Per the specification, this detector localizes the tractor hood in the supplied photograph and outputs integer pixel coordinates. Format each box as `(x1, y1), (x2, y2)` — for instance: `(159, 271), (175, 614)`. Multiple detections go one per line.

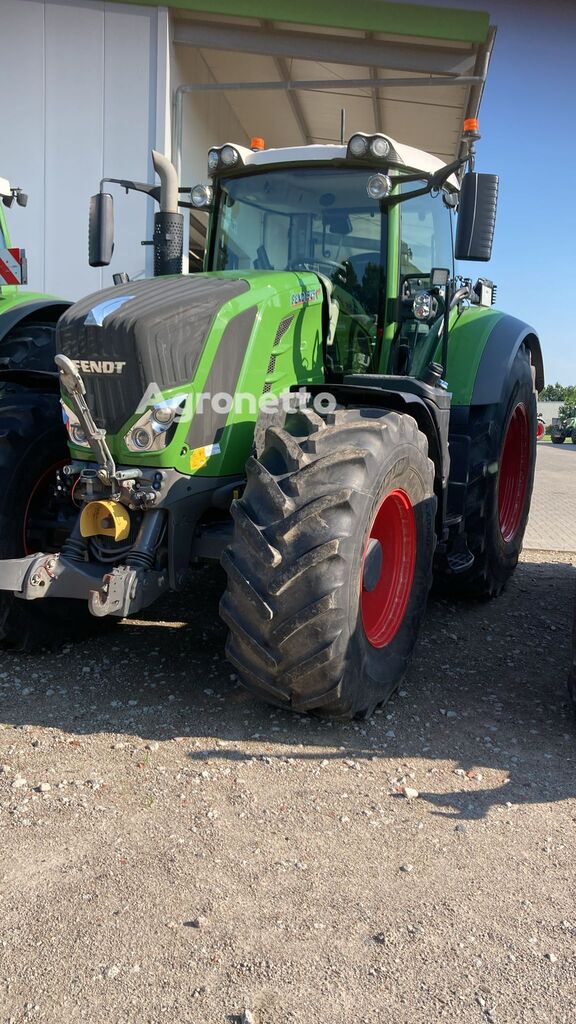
(56, 271), (326, 477)
(57, 275), (251, 434)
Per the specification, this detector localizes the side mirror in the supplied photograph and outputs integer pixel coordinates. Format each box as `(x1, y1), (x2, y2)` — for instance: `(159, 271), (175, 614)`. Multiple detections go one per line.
(455, 172), (499, 262)
(89, 192), (114, 267)
(16, 191), (28, 208)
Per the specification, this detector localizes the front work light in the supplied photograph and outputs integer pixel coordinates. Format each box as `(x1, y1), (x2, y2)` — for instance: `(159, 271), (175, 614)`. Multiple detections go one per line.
(220, 145), (239, 167)
(207, 145), (243, 175)
(370, 137), (390, 158)
(348, 134), (369, 157)
(413, 292), (438, 322)
(191, 184), (213, 208)
(347, 133), (393, 163)
(366, 173), (392, 200)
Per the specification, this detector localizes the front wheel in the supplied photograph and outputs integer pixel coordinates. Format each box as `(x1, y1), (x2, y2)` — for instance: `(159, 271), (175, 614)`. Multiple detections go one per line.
(221, 407), (436, 718)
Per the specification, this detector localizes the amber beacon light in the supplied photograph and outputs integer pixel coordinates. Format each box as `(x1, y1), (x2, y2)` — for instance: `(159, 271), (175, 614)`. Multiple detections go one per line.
(463, 118), (480, 135)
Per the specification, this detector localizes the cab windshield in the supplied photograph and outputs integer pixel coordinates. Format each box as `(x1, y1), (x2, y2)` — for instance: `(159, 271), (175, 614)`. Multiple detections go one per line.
(212, 167), (388, 373)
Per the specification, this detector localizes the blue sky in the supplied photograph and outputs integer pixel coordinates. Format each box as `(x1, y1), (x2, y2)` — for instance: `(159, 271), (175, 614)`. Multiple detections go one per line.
(415, 0), (576, 384)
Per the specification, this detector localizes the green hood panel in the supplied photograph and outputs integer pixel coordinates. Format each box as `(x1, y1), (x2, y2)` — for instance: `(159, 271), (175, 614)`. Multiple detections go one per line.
(63, 270), (325, 476)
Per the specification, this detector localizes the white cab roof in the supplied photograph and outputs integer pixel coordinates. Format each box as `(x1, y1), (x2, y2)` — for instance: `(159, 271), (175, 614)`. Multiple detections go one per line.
(230, 139), (451, 179)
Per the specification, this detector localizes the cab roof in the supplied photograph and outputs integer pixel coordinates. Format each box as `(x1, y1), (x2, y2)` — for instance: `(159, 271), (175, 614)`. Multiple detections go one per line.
(219, 138), (453, 182)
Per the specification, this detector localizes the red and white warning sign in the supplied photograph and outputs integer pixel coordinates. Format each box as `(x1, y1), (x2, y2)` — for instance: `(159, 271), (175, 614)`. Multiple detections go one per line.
(0, 248), (27, 286)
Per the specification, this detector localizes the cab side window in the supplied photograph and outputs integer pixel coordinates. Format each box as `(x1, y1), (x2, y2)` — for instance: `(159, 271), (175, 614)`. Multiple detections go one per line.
(400, 189), (454, 277)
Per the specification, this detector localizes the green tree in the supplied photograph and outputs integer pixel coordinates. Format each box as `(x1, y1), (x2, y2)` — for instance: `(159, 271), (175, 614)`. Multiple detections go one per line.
(557, 386), (576, 419)
(541, 382), (570, 400)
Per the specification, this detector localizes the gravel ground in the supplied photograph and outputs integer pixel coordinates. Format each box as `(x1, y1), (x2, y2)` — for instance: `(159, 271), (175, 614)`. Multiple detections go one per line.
(1, 550), (575, 1024)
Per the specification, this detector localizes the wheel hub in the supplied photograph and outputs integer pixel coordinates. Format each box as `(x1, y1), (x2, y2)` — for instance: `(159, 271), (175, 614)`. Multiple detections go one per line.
(498, 402), (530, 543)
(360, 489), (416, 648)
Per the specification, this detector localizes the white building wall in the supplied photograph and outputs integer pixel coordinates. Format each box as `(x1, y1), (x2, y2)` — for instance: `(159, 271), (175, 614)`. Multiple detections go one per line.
(0, 0), (169, 300)
(537, 401), (562, 425)
(171, 42), (249, 189)
(170, 41), (250, 272)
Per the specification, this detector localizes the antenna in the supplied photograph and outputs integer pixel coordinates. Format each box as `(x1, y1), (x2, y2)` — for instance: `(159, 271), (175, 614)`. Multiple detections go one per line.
(340, 108), (346, 145)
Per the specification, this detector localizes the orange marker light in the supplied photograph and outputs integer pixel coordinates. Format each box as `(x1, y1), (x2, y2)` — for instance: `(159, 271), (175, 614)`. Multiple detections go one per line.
(250, 137), (265, 151)
(463, 118), (479, 134)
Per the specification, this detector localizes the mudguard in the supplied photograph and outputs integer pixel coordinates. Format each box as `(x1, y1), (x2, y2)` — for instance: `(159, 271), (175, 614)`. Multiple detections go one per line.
(471, 314), (544, 404)
(446, 308), (544, 406)
(0, 298), (70, 344)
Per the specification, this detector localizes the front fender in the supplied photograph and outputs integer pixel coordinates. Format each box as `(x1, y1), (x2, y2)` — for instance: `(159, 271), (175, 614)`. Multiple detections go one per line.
(0, 295), (71, 344)
(446, 307), (544, 405)
(471, 315), (544, 404)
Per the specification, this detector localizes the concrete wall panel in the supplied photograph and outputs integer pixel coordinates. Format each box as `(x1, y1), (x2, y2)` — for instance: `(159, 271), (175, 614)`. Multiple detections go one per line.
(0, 0), (164, 302)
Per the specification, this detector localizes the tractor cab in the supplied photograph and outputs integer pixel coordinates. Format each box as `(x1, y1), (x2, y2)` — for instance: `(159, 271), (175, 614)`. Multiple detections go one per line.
(189, 131), (497, 389)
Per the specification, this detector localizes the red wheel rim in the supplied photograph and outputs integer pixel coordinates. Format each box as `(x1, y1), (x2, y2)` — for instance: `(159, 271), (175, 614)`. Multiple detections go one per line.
(360, 489), (416, 648)
(498, 403), (530, 543)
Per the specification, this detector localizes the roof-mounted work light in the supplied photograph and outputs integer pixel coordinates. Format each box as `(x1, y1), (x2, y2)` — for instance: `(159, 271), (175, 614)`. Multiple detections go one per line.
(347, 133), (393, 162)
(207, 145), (243, 175)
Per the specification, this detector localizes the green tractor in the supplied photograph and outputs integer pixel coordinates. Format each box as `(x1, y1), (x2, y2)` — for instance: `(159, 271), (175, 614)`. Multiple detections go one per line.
(550, 417), (576, 444)
(0, 133), (543, 718)
(0, 175), (69, 372)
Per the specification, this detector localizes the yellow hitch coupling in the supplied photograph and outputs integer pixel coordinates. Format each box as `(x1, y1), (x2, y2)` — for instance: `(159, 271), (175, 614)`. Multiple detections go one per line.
(80, 500), (131, 542)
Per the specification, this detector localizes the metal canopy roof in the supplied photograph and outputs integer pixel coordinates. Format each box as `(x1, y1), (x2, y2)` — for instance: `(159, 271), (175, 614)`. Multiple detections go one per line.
(171, 1), (494, 172)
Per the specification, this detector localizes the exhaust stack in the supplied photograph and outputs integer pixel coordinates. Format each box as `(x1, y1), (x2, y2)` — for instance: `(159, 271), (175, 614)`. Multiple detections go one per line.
(151, 150), (183, 277)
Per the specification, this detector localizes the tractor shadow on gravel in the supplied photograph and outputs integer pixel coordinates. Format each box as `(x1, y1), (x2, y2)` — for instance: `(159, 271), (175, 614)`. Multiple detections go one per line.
(1, 558), (574, 822)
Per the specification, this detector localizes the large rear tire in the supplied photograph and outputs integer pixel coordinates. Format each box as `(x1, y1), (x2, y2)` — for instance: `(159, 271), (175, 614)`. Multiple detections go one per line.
(0, 321), (57, 373)
(0, 386), (115, 649)
(221, 407), (436, 718)
(440, 344), (537, 599)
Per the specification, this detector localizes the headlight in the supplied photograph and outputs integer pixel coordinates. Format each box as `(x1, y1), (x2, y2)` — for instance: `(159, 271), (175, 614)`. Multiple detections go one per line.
(151, 405), (175, 427)
(61, 402), (90, 448)
(124, 396), (185, 454)
(348, 134), (369, 157)
(367, 173), (392, 200)
(413, 292), (438, 322)
(131, 427), (154, 450)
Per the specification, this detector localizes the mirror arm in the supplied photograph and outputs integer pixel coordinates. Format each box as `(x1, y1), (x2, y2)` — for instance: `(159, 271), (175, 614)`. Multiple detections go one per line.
(99, 179), (192, 204)
(100, 177), (162, 203)
(387, 154), (469, 208)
